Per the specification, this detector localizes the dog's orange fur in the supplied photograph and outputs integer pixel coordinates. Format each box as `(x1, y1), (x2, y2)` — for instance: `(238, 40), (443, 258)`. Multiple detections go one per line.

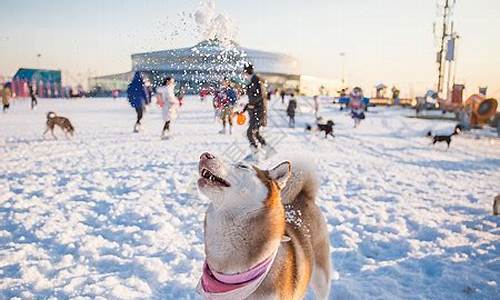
(253, 166), (313, 299)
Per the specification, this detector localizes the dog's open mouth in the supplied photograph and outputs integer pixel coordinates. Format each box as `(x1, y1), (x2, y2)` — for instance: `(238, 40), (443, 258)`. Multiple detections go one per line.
(199, 168), (231, 187)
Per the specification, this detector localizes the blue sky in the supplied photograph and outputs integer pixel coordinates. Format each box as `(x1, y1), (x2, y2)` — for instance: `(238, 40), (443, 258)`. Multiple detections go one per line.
(0, 0), (499, 97)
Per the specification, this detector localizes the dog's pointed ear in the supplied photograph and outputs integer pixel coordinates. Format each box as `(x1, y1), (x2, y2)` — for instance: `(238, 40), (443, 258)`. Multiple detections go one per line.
(268, 161), (291, 189)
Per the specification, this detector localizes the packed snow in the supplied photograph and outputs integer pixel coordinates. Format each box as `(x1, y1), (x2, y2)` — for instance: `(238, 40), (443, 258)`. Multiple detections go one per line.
(0, 97), (499, 299)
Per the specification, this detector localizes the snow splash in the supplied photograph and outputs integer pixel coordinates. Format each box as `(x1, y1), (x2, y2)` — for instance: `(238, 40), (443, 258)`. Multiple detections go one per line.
(178, 0), (248, 90)
(193, 0), (238, 45)
(136, 0), (248, 93)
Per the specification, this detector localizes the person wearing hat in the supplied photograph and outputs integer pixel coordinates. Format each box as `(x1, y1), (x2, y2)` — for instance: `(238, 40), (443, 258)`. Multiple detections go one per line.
(242, 64), (275, 161)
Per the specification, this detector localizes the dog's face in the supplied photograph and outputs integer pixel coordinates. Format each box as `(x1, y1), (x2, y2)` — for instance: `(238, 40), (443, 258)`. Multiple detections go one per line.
(197, 152), (290, 211)
(326, 120), (334, 126)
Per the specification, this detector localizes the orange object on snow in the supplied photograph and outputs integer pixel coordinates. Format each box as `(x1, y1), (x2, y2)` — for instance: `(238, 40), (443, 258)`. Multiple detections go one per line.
(236, 113), (246, 125)
(465, 94), (498, 126)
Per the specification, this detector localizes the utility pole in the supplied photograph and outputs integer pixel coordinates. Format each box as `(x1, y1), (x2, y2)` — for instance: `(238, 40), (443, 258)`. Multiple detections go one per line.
(437, 0), (451, 96)
(445, 22), (455, 99)
(437, 0), (449, 95)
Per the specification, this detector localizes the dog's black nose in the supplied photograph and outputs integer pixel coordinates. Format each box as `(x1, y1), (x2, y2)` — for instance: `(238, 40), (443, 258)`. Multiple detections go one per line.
(200, 152), (215, 160)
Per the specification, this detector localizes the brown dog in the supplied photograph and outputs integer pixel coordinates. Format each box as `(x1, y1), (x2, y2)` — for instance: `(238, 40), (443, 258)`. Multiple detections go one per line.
(196, 153), (331, 299)
(43, 112), (74, 139)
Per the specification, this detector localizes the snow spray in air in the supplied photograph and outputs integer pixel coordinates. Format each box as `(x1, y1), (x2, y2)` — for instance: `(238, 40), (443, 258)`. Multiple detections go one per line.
(188, 0), (249, 88)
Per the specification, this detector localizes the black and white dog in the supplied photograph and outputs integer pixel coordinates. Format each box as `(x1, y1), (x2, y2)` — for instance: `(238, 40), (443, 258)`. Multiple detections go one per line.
(427, 124), (462, 149)
(306, 117), (335, 139)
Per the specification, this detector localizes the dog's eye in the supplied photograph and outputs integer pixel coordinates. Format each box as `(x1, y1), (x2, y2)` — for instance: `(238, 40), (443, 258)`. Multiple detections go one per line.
(236, 163), (249, 169)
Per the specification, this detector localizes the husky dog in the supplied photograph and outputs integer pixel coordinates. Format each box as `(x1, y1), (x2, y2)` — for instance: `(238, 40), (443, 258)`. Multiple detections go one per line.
(43, 112), (75, 139)
(196, 152), (331, 299)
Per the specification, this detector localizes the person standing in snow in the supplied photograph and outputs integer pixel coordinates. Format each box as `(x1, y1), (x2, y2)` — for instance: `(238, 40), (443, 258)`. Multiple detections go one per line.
(29, 84), (37, 110)
(176, 85), (186, 107)
(2, 83), (12, 113)
(242, 64), (275, 160)
(212, 88), (222, 122)
(226, 81), (238, 114)
(214, 78), (238, 135)
(287, 94), (297, 128)
(391, 86), (400, 106)
(156, 77), (179, 139)
(313, 95), (320, 118)
(349, 87), (366, 128)
(127, 72), (150, 133)
(199, 86), (211, 102)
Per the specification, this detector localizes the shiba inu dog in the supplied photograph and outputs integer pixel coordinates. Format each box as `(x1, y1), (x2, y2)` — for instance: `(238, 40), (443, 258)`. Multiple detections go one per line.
(44, 112), (74, 139)
(196, 152), (331, 299)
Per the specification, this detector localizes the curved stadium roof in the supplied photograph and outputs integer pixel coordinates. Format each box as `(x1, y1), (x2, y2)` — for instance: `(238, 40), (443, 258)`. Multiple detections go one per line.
(131, 40), (300, 77)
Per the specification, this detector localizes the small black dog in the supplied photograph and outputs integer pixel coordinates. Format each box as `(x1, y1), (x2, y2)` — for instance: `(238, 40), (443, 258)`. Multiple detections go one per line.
(427, 124), (462, 149)
(306, 119), (335, 138)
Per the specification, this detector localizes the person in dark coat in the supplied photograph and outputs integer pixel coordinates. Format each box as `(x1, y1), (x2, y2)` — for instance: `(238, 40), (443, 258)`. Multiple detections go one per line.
(280, 89), (286, 104)
(127, 72), (150, 133)
(242, 64), (275, 161)
(287, 94), (297, 127)
(29, 84), (37, 110)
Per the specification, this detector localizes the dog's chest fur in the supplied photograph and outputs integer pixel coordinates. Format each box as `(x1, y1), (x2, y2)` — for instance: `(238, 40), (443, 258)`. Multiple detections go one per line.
(204, 204), (283, 274)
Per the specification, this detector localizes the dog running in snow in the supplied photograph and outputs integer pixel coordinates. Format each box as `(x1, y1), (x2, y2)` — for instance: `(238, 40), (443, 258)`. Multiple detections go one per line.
(196, 152), (331, 299)
(427, 124), (462, 149)
(44, 112), (74, 139)
(306, 118), (335, 139)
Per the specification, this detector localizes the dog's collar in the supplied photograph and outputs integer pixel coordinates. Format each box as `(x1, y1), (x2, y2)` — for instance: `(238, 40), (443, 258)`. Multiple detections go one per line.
(197, 248), (279, 299)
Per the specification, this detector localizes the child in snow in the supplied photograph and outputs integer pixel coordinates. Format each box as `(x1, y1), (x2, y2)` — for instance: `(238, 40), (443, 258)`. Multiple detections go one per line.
(200, 86), (211, 102)
(349, 87), (366, 128)
(176, 86), (185, 107)
(156, 77), (179, 139)
(218, 79), (238, 134)
(214, 78), (236, 134)
(212, 92), (221, 122)
(214, 80), (229, 134)
(287, 94), (298, 128)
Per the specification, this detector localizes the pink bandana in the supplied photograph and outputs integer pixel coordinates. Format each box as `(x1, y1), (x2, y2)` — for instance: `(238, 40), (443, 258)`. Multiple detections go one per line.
(197, 250), (278, 300)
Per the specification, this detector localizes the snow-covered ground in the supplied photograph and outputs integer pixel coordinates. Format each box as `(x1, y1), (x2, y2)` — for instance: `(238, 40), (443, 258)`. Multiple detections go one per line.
(0, 97), (499, 299)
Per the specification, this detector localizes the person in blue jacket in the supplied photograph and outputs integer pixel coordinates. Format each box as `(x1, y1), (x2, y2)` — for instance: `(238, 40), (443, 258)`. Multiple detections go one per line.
(127, 72), (150, 133)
